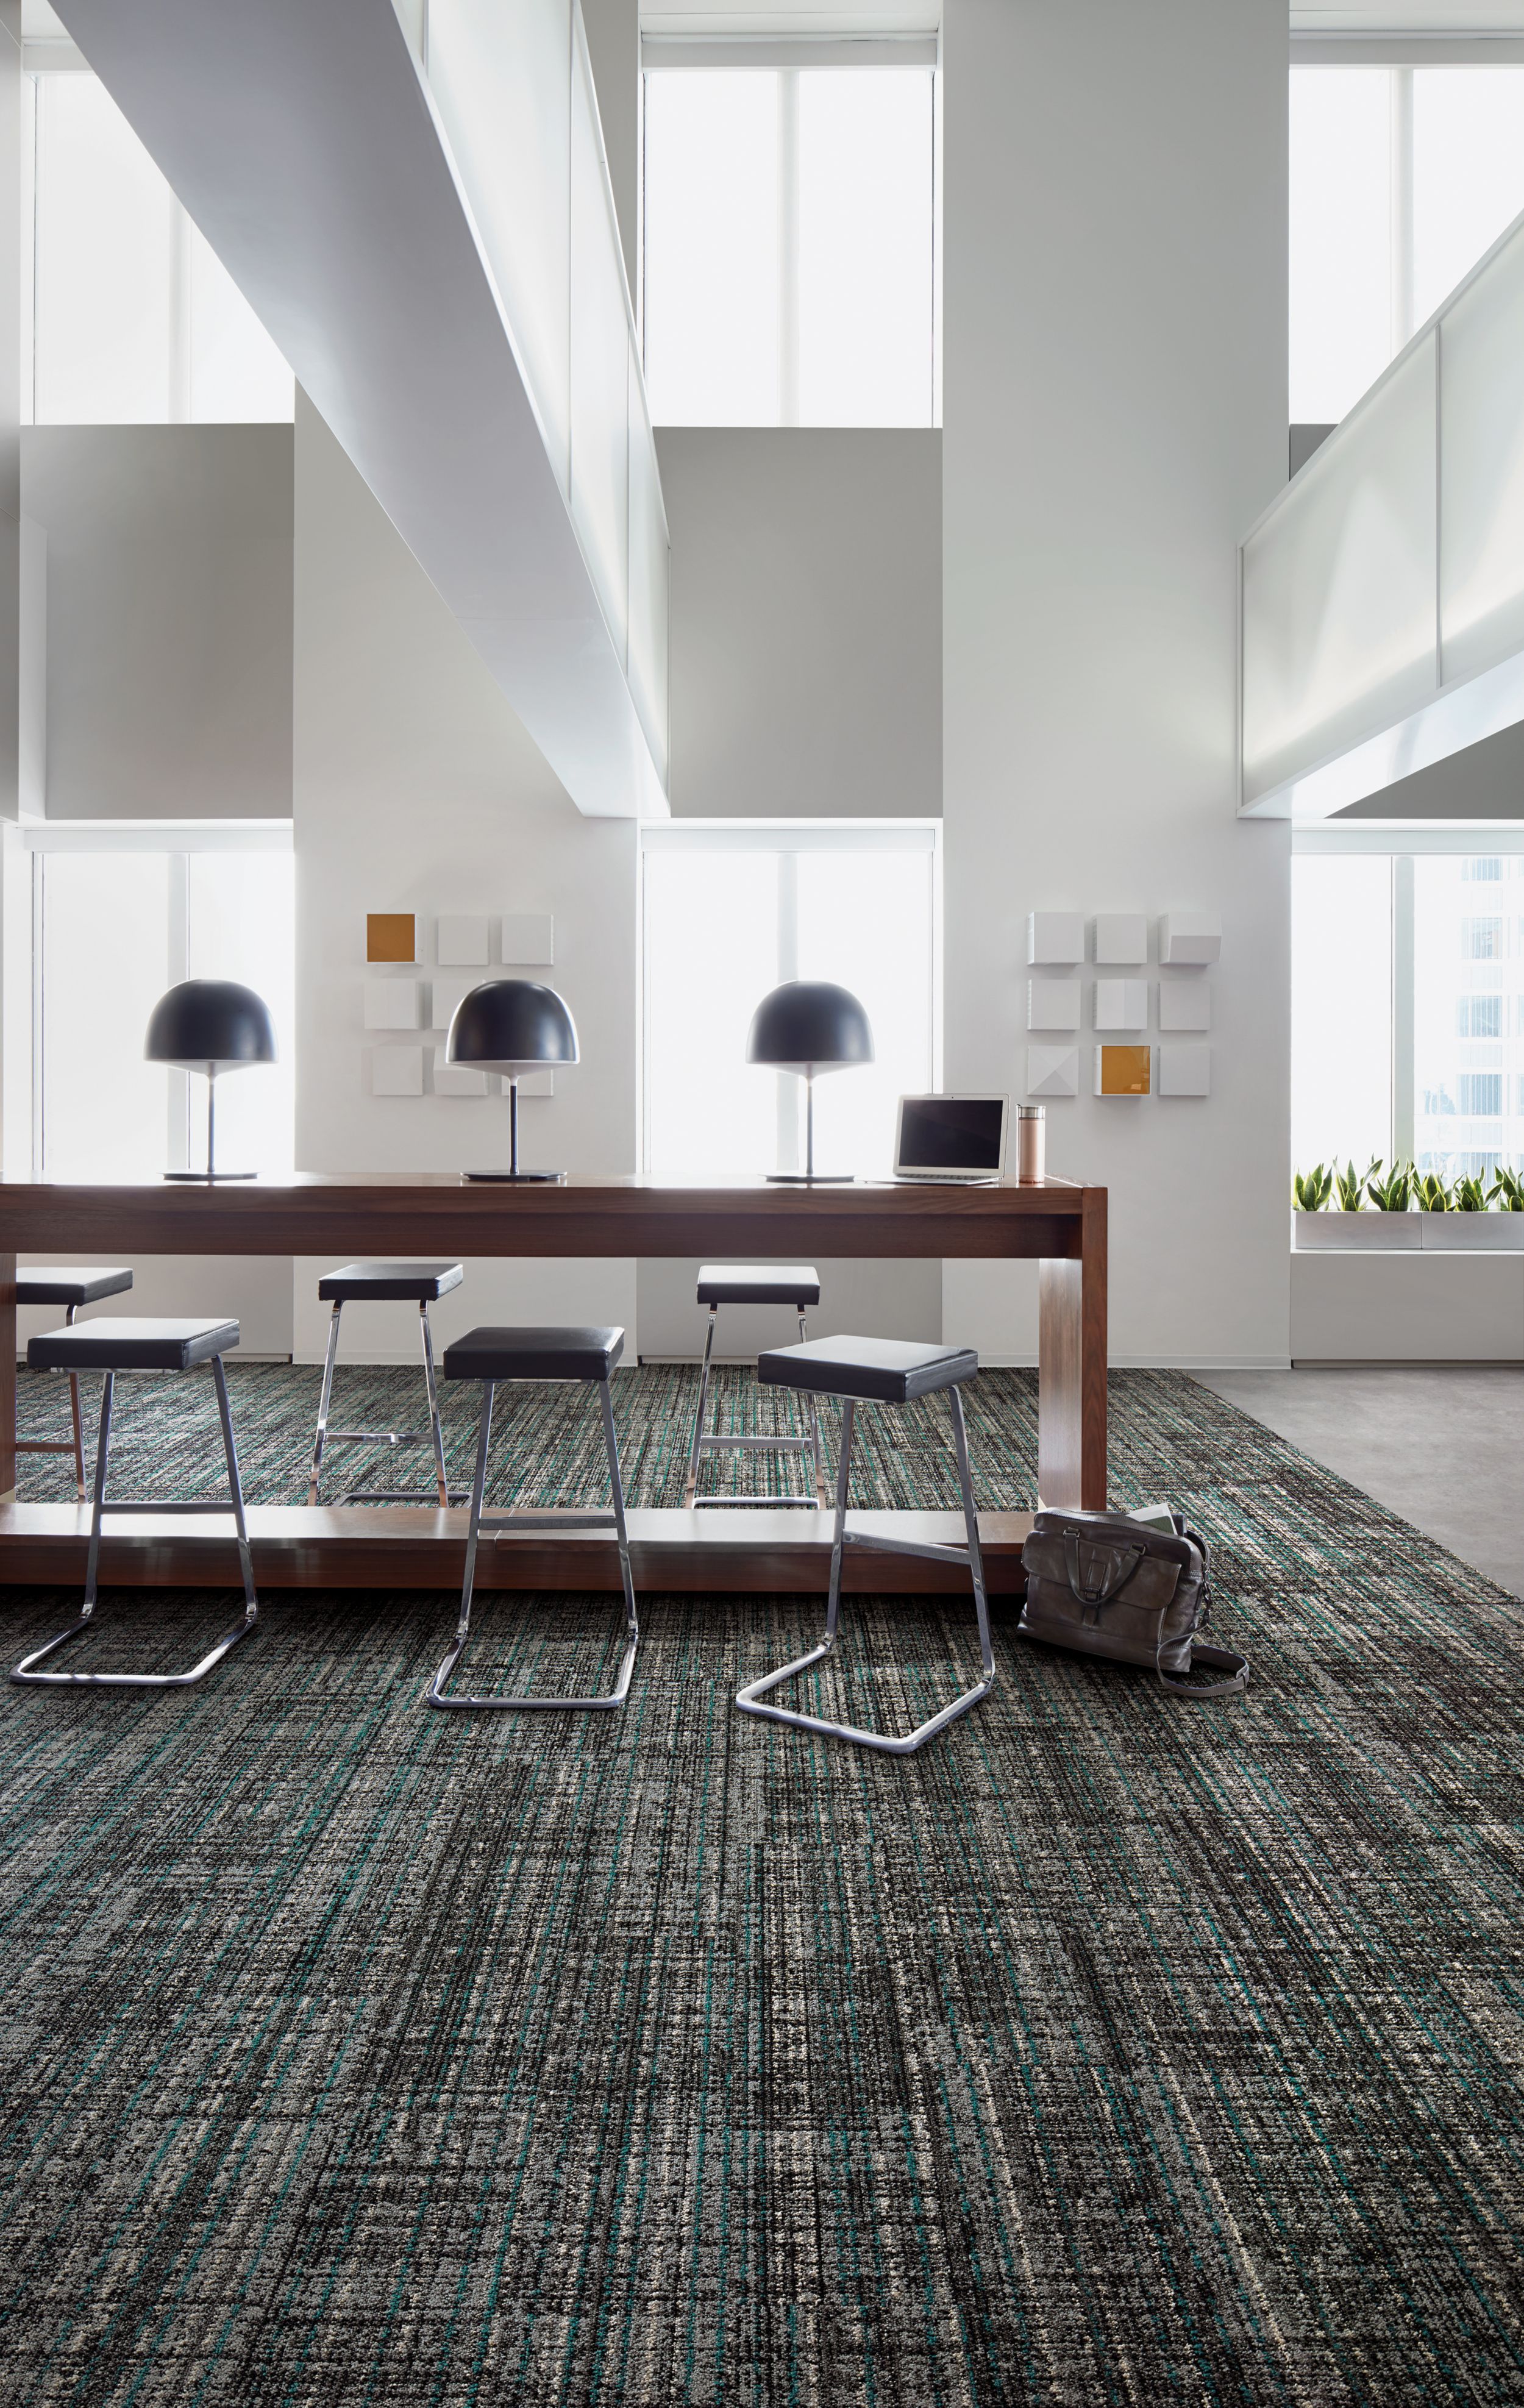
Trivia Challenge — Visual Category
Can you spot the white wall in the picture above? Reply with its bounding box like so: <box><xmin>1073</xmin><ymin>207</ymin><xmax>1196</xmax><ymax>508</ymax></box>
<box><xmin>292</xmin><ymin>387</ymin><xmax>638</xmax><ymax>1363</ymax></box>
<box><xmin>657</xmin><ymin>429</ymin><xmax>942</xmax><ymax>819</ymax></box>
<box><xmin>22</xmin><ymin>426</ymin><xmax>293</xmax><ymax>821</ymax></box>
<box><xmin>1292</xmin><ymin>1252</ymin><xmax>1524</xmax><ymax>1360</ymax></box>
<box><xmin>941</xmin><ymin>0</ymin><xmax>1292</xmax><ymax>1368</ymax></box>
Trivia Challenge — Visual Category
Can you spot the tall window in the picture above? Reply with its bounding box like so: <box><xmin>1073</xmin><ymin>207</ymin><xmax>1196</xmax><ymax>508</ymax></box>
<box><xmin>35</xmin><ymin>836</ymin><xmax>296</xmax><ymax>1181</ymax></box>
<box><xmin>641</xmin><ymin>52</ymin><xmax>938</xmax><ymax>427</ymax></box>
<box><xmin>1292</xmin><ymin>841</ymin><xmax>1524</xmax><ymax>1183</ymax></box>
<box><xmin>23</xmin><ymin>70</ymin><xmax>293</xmax><ymax>425</ymax></box>
<box><xmin>641</xmin><ymin>824</ymin><xmax>938</xmax><ymax>1179</ymax></box>
<box><xmin>1291</xmin><ymin>65</ymin><xmax>1524</xmax><ymax>424</ymax></box>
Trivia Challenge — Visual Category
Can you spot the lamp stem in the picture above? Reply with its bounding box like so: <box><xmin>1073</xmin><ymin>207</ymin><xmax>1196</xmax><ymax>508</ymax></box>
<box><xmin>206</xmin><ymin>1068</ymin><xmax>216</xmax><ymax>1181</ymax></box>
<box><xmin>805</xmin><ymin>1072</ymin><xmax>814</xmax><ymax>1181</ymax></box>
<box><xmin>509</xmin><ymin>1077</ymin><xmax>519</xmax><ymax>1177</ymax></box>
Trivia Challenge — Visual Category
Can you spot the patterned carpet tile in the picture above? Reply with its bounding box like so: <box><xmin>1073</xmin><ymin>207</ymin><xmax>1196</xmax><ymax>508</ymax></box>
<box><xmin>0</xmin><ymin>1369</ymin><xmax>1521</xmax><ymax>2402</ymax></box>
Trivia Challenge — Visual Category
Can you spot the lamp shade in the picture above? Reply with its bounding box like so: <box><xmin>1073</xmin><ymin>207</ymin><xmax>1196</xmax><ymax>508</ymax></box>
<box><xmin>746</xmin><ymin>980</ymin><xmax>874</xmax><ymax>1074</ymax></box>
<box><xmin>144</xmin><ymin>978</ymin><xmax>277</xmax><ymax>1070</ymax></box>
<box><xmin>447</xmin><ymin>978</ymin><xmax>579</xmax><ymax>1073</ymax></box>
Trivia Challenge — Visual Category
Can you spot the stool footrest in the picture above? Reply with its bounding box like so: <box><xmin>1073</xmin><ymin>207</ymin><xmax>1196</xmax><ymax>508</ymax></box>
<box><xmin>84</xmin><ymin>1498</ymin><xmax>249</xmax><ymax>1517</ymax></box>
<box><xmin>699</xmin><ymin>1433</ymin><xmax>814</xmax><ymax>1453</ymax></box>
<box><xmin>327</xmin><ymin>1428</ymin><xmax>434</xmax><ymax>1445</ymax></box>
<box><xmin>841</xmin><ymin>1528</ymin><xmax>972</xmax><ymax>1567</ymax></box>
<box><xmin>12</xmin><ymin>1605</ymin><xmax>257</xmax><ymax>1690</ymax></box>
<box><xmin>483</xmin><ymin>1510</ymin><xmax>618</xmax><ymax>1534</ymax></box>
<box><xmin>696</xmin><ymin>1495</ymin><xmax>821</xmax><ymax>1509</ymax></box>
<box><xmin>340</xmin><ymin>1489</ymin><xmax>473</xmax><ymax>1508</ymax></box>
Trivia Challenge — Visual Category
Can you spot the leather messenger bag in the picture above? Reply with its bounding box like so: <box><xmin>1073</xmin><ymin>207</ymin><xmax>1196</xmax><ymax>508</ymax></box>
<box><xmin>1019</xmin><ymin>1511</ymin><xmax>1248</xmax><ymax>1700</ymax></box>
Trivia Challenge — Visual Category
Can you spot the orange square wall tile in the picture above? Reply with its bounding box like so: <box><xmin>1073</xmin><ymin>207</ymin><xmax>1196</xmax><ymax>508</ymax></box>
<box><xmin>366</xmin><ymin>913</ymin><xmax>417</xmax><ymax>964</ymax></box>
<box><xmin>1095</xmin><ymin>1045</ymin><xmax>1151</xmax><ymax>1097</ymax></box>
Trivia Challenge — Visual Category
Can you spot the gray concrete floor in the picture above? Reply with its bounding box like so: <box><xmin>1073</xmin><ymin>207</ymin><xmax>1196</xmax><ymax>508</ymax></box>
<box><xmin>1194</xmin><ymin>1367</ymin><xmax>1524</xmax><ymax>1599</ymax></box>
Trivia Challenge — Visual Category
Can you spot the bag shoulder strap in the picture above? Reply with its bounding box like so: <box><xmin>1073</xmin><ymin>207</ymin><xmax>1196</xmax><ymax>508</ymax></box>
<box><xmin>1156</xmin><ymin>1638</ymin><xmax>1249</xmax><ymax>1701</ymax></box>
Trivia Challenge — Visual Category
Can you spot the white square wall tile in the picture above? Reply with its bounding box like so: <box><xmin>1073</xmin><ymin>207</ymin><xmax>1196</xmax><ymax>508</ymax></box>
<box><xmin>1159</xmin><ymin>911</ymin><xmax>1222</xmax><ymax>965</ymax></box>
<box><xmin>516</xmin><ymin>1069</ymin><xmax>555</xmax><ymax>1097</ymax></box>
<box><xmin>1027</xmin><ymin>979</ymin><xmax>1081</xmax><ymax>1031</ymax></box>
<box><xmin>432</xmin><ymin>1052</ymin><xmax>488</xmax><ymax>1097</ymax></box>
<box><xmin>1027</xmin><ymin>911</ymin><xmax>1084</xmax><ymax>966</ymax></box>
<box><xmin>436</xmin><ymin>915</ymin><xmax>489</xmax><ymax>966</ymax></box>
<box><xmin>500</xmin><ymin>914</ymin><xmax>554</xmax><ymax>966</ymax></box>
<box><xmin>371</xmin><ymin>1046</ymin><xmax>424</xmax><ymax>1096</ymax></box>
<box><xmin>1025</xmin><ymin>1045</ymin><xmax>1078</xmax><ymax>1098</ymax></box>
<box><xmin>1158</xmin><ymin>981</ymin><xmax>1211</xmax><ymax>1031</ymax></box>
<box><xmin>1094</xmin><ymin>913</ymin><xmax>1147</xmax><ymax>964</ymax></box>
<box><xmin>1158</xmin><ymin>1045</ymin><xmax>1211</xmax><ymax>1097</ymax></box>
<box><xmin>1094</xmin><ymin>979</ymin><xmax>1148</xmax><ymax>1030</ymax></box>
<box><xmin>363</xmin><ymin>978</ymin><xmax>420</xmax><ymax>1030</ymax></box>
<box><xmin>429</xmin><ymin>974</ymin><xmax>475</xmax><ymax>1032</ymax></box>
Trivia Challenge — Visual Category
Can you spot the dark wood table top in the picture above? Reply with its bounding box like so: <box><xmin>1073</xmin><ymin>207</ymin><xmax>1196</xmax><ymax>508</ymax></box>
<box><xmin>0</xmin><ymin>1174</ymin><xmax>1099</xmax><ymax>1259</ymax></box>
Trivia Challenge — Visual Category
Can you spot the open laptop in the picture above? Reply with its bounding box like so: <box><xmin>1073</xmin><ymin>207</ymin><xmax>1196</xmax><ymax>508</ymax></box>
<box><xmin>892</xmin><ymin>1094</ymin><xmax>1009</xmax><ymax>1184</ymax></box>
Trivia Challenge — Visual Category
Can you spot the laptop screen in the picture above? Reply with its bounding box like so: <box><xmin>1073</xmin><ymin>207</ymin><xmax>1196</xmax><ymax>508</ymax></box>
<box><xmin>896</xmin><ymin>1095</ymin><xmax>1007</xmax><ymax>1175</ymax></box>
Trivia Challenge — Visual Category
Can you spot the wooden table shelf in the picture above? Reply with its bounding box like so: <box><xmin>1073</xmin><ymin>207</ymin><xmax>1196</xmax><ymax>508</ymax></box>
<box><xmin>0</xmin><ymin>1174</ymin><xmax>1105</xmax><ymax>1589</ymax></box>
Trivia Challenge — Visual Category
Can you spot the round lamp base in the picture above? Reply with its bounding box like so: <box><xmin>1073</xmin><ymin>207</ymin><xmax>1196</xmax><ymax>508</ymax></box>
<box><xmin>764</xmin><ymin>1172</ymin><xmax>855</xmax><ymax>1184</ymax></box>
<box><xmin>463</xmin><ymin>1169</ymin><xmax>567</xmax><ymax>1183</ymax></box>
<box><xmin>163</xmin><ymin>1169</ymin><xmax>257</xmax><ymax>1182</ymax></box>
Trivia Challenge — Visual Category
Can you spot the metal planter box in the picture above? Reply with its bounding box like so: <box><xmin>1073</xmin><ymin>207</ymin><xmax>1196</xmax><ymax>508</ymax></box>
<box><xmin>1293</xmin><ymin>1211</ymin><xmax>1421</xmax><ymax>1250</ymax></box>
<box><xmin>1419</xmin><ymin>1213</ymin><xmax>1524</xmax><ymax>1250</ymax></box>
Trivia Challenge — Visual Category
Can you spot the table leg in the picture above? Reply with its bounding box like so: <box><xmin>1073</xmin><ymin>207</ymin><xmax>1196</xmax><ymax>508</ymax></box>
<box><xmin>0</xmin><ymin>1252</ymin><xmax>15</xmax><ymax>1503</ymax></box>
<box><xmin>1036</xmin><ymin>1189</ymin><xmax>1107</xmax><ymax>1509</ymax></box>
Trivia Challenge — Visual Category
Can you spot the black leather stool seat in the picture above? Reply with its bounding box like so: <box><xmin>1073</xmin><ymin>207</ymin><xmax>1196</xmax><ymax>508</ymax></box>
<box><xmin>318</xmin><ymin>1261</ymin><xmax>464</xmax><ymax>1303</ymax></box>
<box><xmin>758</xmin><ymin>1334</ymin><xmax>978</xmax><ymax>1405</ymax></box>
<box><xmin>696</xmin><ymin>1264</ymin><xmax>821</xmax><ymax>1308</ymax></box>
<box><xmin>443</xmin><ymin>1326</ymin><xmax>625</xmax><ymax>1383</ymax></box>
<box><xmin>16</xmin><ymin>1267</ymin><xmax>134</xmax><ymax>1309</ymax></box>
<box><xmin>29</xmin><ymin>1317</ymin><xmax>239</xmax><ymax>1374</ymax></box>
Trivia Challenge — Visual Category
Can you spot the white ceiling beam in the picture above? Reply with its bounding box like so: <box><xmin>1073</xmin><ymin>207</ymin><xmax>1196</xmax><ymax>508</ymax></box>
<box><xmin>50</xmin><ymin>0</ymin><xmax>669</xmax><ymax>819</ymax></box>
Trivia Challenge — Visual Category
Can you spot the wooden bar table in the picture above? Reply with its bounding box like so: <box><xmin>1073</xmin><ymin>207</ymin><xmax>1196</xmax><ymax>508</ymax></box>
<box><xmin>0</xmin><ymin>1174</ymin><xmax>1106</xmax><ymax>1594</ymax></box>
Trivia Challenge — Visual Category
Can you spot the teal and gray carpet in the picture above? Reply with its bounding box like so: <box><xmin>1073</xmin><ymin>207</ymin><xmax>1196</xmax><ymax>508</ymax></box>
<box><xmin>2</xmin><ymin>1364</ymin><xmax>1523</xmax><ymax>2404</ymax></box>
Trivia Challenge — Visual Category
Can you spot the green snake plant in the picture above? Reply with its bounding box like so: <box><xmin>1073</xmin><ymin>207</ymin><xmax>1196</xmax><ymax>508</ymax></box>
<box><xmin>1414</xmin><ymin>1170</ymin><xmax>1451</xmax><ymax>1213</ymax></box>
<box><xmin>1366</xmin><ymin>1159</ymin><xmax>1415</xmax><ymax>1213</ymax></box>
<box><xmin>1489</xmin><ymin>1166</ymin><xmax>1524</xmax><ymax>1212</ymax></box>
<box><xmin>1292</xmin><ymin>1163</ymin><xmax>1334</xmax><ymax>1213</ymax></box>
<box><xmin>1335</xmin><ymin>1156</ymin><xmax>1377</xmax><ymax>1211</ymax></box>
<box><xmin>1451</xmin><ymin>1173</ymin><xmax>1489</xmax><ymax>1213</ymax></box>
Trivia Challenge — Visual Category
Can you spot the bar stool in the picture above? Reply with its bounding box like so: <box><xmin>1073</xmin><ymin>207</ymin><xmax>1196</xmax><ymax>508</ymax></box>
<box><xmin>735</xmin><ymin>1335</ymin><xmax>995</xmax><ymax>1756</ymax></box>
<box><xmin>307</xmin><ymin>1261</ymin><xmax>466</xmax><ymax>1506</ymax></box>
<box><xmin>429</xmin><ymin>1325</ymin><xmax>638</xmax><ymax>1712</ymax></box>
<box><xmin>685</xmin><ymin>1265</ymin><xmax>828</xmax><ymax>1507</ymax></box>
<box><xmin>11</xmin><ymin>1317</ymin><xmax>258</xmax><ymax>1690</ymax></box>
<box><xmin>14</xmin><ymin>1267</ymin><xmax>133</xmax><ymax>1500</ymax></box>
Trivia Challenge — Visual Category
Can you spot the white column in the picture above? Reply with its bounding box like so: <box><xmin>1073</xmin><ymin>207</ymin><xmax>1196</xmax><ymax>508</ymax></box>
<box><xmin>941</xmin><ymin>0</ymin><xmax>1292</xmax><ymax>1368</ymax></box>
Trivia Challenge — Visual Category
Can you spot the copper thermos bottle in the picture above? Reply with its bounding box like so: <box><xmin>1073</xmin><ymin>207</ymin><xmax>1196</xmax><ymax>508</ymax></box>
<box><xmin>1016</xmin><ymin>1104</ymin><xmax>1045</xmax><ymax>1183</ymax></box>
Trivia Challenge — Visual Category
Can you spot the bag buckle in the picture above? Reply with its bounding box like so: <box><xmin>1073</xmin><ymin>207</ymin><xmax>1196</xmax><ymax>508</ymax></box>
<box><xmin>1063</xmin><ymin>1533</ymin><xmax>1146</xmax><ymax>1616</ymax></box>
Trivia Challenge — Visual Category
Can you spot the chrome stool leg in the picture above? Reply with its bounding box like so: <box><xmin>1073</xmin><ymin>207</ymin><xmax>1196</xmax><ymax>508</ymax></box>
<box><xmin>683</xmin><ymin>1306</ymin><xmax>719</xmax><ymax>1504</ymax></box>
<box><xmin>429</xmin><ymin>1378</ymin><xmax>639</xmax><ymax>1712</ymax></box>
<box><xmin>12</xmin><ymin>1358</ymin><xmax>260</xmax><ymax>1689</ymax></box>
<box><xmin>735</xmin><ymin>1386</ymin><xmax>996</xmax><ymax>1755</ymax></box>
<box><xmin>687</xmin><ymin>1302</ymin><xmax>830</xmax><ymax>1509</ymax></box>
<box><xmin>15</xmin><ymin>1300</ymin><xmax>89</xmax><ymax>1500</ymax></box>
<box><xmin>308</xmin><ymin>1297</ymin><xmax>466</xmax><ymax>1506</ymax></box>
<box><xmin>306</xmin><ymin>1300</ymin><xmax>343</xmax><ymax>1504</ymax></box>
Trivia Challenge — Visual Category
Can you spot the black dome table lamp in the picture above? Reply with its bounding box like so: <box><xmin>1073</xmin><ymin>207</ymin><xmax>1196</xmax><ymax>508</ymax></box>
<box><xmin>746</xmin><ymin>978</ymin><xmax>874</xmax><ymax>1183</ymax></box>
<box><xmin>145</xmin><ymin>978</ymin><xmax>277</xmax><ymax>1182</ymax></box>
<box><xmin>447</xmin><ymin>978</ymin><xmax>579</xmax><ymax>1182</ymax></box>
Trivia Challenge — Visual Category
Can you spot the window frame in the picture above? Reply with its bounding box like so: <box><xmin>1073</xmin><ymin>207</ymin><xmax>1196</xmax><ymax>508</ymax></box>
<box><xmin>1294</xmin><ymin>818</ymin><xmax>1524</xmax><ymax>1171</ymax></box>
<box><xmin>1290</xmin><ymin>45</ymin><xmax>1524</xmax><ymax>425</ymax></box>
<box><xmin>638</xmin><ymin>36</ymin><xmax>942</xmax><ymax>431</ymax></box>
<box><xmin>638</xmin><ymin>816</ymin><xmax>942</xmax><ymax>1178</ymax></box>
<box><xmin>21</xmin><ymin>819</ymin><xmax>293</xmax><ymax>1181</ymax></box>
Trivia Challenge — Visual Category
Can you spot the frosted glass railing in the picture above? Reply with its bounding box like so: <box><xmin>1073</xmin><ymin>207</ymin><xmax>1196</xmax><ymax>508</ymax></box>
<box><xmin>424</xmin><ymin>0</ymin><xmax>668</xmax><ymax>780</ymax></box>
<box><xmin>1242</xmin><ymin>208</ymin><xmax>1524</xmax><ymax>816</ymax></box>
